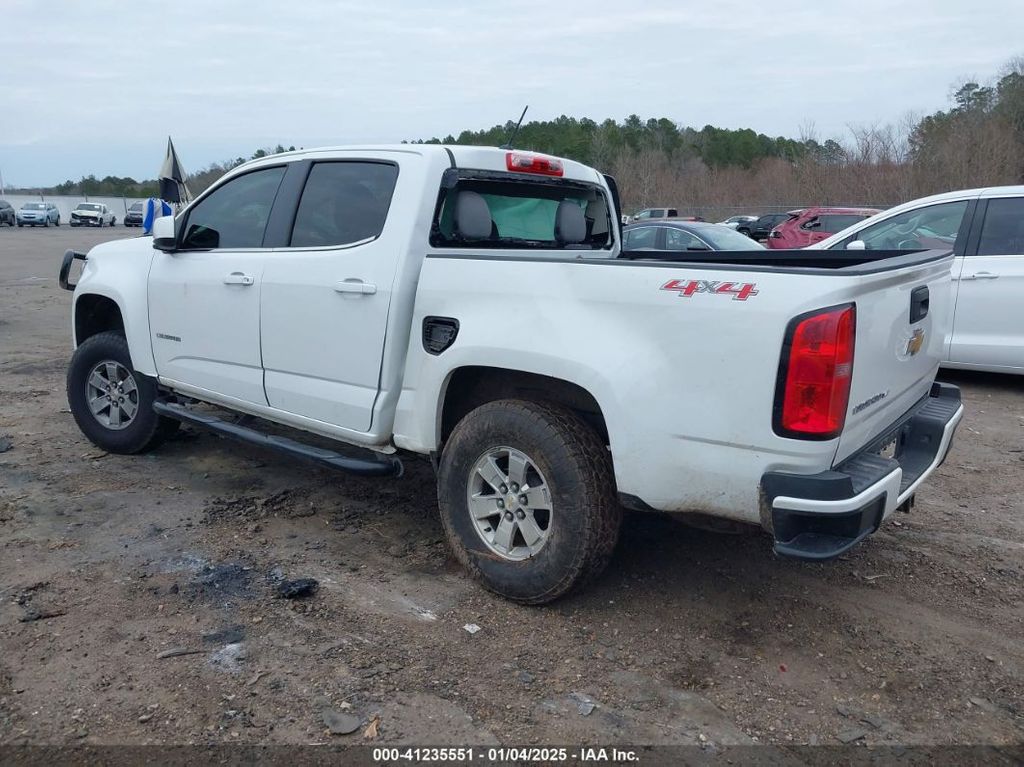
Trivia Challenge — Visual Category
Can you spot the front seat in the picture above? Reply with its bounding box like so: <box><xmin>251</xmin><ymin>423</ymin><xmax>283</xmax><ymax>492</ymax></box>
<box><xmin>453</xmin><ymin>191</ymin><xmax>493</xmax><ymax>240</ymax></box>
<box><xmin>554</xmin><ymin>200</ymin><xmax>587</xmax><ymax>245</ymax></box>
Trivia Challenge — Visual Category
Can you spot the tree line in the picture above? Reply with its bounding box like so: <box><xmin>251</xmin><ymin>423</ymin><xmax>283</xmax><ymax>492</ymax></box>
<box><xmin>9</xmin><ymin>145</ymin><xmax>297</xmax><ymax>198</ymax></box>
<box><xmin>414</xmin><ymin>56</ymin><xmax>1024</xmax><ymax>217</ymax></box>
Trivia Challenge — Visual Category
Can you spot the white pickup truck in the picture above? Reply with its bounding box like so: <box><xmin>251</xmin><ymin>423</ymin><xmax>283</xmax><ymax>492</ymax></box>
<box><xmin>59</xmin><ymin>145</ymin><xmax>964</xmax><ymax>603</ymax></box>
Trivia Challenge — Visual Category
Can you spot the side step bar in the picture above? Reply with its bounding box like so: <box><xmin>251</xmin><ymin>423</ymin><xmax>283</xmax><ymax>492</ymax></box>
<box><xmin>153</xmin><ymin>401</ymin><xmax>403</xmax><ymax>477</ymax></box>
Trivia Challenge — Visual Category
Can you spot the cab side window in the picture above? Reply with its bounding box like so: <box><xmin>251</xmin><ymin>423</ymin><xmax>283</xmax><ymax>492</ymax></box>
<box><xmin>624</xmin><ymin>226</ymin><xmax>658</xmax><ymax>249</ymax></box>
<box><xmin>290</xmin><ymin>162</ymin><xmax>399</xmax><ymax>248</ymax></box>
<box><xmin>818</xmin><ymin>214</ymin><xmax>869</xmax><ymax>233</ymax></box>
<box><xmin>664</xmin><ymin>228</ymin><xmax>706</xmax><ymax>250</ymax></box>
<box><xmin>181</xmin><ymin>166</ymin><xmax>287</xmax><ymax>250</ymax></box>
<box><xmin>976</xmin><ymin>198</ymin><xmax>1024</xmax><ymax>256</ymax></box>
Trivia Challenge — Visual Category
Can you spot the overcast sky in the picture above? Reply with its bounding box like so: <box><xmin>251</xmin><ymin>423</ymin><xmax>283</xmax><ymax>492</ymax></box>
<box><xmin>1</xmin><ymin>0</ymin><xmax>1021</xmax><ymax>187</ymax></box>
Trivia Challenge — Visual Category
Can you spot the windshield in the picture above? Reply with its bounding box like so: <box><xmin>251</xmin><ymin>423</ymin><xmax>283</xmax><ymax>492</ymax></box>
<box><xmin>432</xmin><ymin>176</ymin><xmax>613</xmax><ymax>250</ymax></box>
<box><xmin>129</xmin><ymin>202</ymin><xmax>143</xmax><ymax>211</ymax></box>
<box><xmin>23</xmin><ymin>203</ymin><xmax>46</xmax><ymax>210</ymax></box>
<box><xmin>76</xmin><ymin>203</ymin><xmax>101</xmax><ymax>211</ymax></box>
<box><xmin>696</xmin><ymin>225</ymin><xmax>766</xmax><ymax>250</ymax></box>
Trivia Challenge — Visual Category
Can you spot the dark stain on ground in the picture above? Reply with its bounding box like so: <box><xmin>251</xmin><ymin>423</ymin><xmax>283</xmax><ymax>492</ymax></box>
<box><xmin>184</xmin><ymin>563</ymin><xmax>254</xmax><ymax>603</ymax></box>
<box><xmin>202</xmin><ymin>624</ymin><xmax>246</xmax><ymax>644</ymax></box>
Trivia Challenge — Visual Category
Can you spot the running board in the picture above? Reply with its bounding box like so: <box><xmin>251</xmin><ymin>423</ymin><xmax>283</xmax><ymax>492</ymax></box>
<box><xmin>153</xmin><ymin>401</ymin><xmax>403</xmax><ymax>477</ymax></box>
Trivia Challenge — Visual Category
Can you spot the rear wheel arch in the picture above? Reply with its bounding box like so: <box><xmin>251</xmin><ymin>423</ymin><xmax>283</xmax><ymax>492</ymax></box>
<box><xmin>438</xmin><ymin>366</ymin><xmax>610</xmax><ymax>449</ymax></box>
<box><xmin>75</xmin><ymin>294</ymin><xmax>125</xmax><ymax>346</ymax></box>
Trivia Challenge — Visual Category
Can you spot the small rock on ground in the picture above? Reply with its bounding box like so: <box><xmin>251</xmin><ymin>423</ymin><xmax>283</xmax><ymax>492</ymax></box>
<box><xmin>322</xmin><ymin>709</ymin><xmax>362</xmax><ymax>735</ymax></box>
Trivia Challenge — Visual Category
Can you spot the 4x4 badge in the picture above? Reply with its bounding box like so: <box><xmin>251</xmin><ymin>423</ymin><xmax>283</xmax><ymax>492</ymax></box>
<box><xmin>661</xmin><ymin>279</ymin><xmax>759</xmax><ymax>301</ymax></box>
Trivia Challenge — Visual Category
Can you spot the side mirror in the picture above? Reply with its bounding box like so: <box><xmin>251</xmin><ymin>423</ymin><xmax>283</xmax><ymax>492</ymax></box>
<box><xmin>846</xmin><ymin>240</ymin><xmax>866</xmax><ymax>251</ymax></box>
<box><xmin>152</xmin><ymin>215</ymin><xmax>177</xmax><ymax>252</ymax></box>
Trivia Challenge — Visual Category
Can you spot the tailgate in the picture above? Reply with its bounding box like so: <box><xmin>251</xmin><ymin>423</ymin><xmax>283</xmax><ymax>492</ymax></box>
<box><xmin>833</xmin><ymin>251</ymin><xmax>955</xmax><ymax>464</ymax></box>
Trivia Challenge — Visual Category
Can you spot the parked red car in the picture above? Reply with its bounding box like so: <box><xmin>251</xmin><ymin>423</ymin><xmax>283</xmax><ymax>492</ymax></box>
<box><xmin>766</xmin><ymin>207</ymin><xmax>881</xmax><ymax>249</ymax></box>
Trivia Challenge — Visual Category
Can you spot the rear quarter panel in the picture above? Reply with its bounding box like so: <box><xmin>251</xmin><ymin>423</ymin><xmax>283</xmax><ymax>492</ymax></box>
<box><xmin>395</xmin><ymin>254</ymin><xmax>889</xmax><ymax>523</ymax></box>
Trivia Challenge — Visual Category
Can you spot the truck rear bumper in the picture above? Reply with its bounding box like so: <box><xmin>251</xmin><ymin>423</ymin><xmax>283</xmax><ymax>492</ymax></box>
<box><xmin>761</xmin><ymin>382</ymin><xmax>963</xmax><ymax>561</ymax></box>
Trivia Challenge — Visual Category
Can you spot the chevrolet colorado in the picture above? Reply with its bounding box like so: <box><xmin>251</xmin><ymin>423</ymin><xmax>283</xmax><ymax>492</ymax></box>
<box><xmin>59</xmin><ymin>145</ymin><xmax>964</xmax><ymax>603</ymax></box>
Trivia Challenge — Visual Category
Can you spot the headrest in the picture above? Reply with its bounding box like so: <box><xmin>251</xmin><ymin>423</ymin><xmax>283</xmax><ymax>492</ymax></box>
<box><xmin>453</xmin><ymin>191</ymin><xmax>493</xmax><ymax>240</ymax></box>
<box><xmin>555</xmin><ymin>200</ymin><xmax>587</xmax><ymax>244</ymax></box>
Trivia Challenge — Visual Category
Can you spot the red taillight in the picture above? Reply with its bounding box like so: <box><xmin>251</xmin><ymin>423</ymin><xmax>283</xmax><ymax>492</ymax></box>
<box><xmin>506</xmin><ymin>151</ymin><xmax>563</xmax><ymax>176</ymax></box>
<box><xmin>775</xmin><ymin>304</ymin><xmax>856</xmax><ymax>439</ymax></box>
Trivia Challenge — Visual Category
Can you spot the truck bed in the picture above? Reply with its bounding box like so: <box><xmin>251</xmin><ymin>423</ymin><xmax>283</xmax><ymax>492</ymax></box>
<box><xmin>617</xmin><ymin>247</ymin><xmax>950</xmax><ymax>273</ymax></box>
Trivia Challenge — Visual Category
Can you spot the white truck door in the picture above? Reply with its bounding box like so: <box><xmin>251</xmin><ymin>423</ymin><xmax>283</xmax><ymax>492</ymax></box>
<box><xmin>148</xmin><ymin>165</ymin><xmax>288</xmax><ymax>405</ymax></box>
<box><xmin>949</xmin><ymin>197</ymin><xmax>1024</xmax><ymax>371</ymax></box>
<box><xmin>260</xmin><ymin>159</ymin><xmax>402</xmax><ymax>432</ymax></box>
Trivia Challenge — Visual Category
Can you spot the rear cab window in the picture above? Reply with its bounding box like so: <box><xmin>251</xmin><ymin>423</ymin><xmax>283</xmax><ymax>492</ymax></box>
<box><xmin>430</xmin><ymin>171</ymin><xmax>614</xmax><ymax>253</ymax></box>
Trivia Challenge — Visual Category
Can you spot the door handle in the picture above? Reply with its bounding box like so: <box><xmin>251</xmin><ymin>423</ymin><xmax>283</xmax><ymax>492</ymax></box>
<box><xmin>962</xmin><ymin>271</ymin><xmax>999</xmax><ymax>281</ymax></box>
<box><xmin>334</xmin><ymin>279</ymin><xmax>377</xmax><ymax>295</ymax></box>
<box><xmin>223</xmin><ymin>272</ymin><xmax>254</xmax><ymax>286</ymax></box>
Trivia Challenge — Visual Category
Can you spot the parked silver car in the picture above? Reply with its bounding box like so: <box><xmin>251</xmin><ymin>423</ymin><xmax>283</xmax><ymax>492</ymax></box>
<box><xmin>623</xmin><ymin>220</ymin><xmax>766</xmax><ymax>251</ymax></box>
<box><xmin>17</xmin><ymin>201</ymin><xmax>60</xmax><ymax>227</ymax></box>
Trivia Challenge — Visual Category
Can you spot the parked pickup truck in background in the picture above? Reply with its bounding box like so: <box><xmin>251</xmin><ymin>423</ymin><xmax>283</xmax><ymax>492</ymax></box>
<box><xmin>59</xmin><ymin>145</ymin><xmax>964</xmax><ymax>603</ymax></box>
<box><xmin>811</xmin><ymin>185</ymin><xmax>1024</xmax><ymax>374</ymax></box>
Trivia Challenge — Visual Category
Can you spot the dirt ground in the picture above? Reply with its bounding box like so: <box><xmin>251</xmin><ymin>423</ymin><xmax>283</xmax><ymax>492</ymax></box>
<box><xmin>0</xmin><ymin>226</ymin><xmax>1021</xmax><ymax>751</ymax></box>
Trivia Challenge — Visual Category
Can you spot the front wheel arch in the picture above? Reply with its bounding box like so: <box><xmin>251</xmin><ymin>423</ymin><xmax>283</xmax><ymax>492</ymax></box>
<box><xmin>75</xmin><ymin>293</ymin><xmax>125</xmax><ymax>346</ymax></box>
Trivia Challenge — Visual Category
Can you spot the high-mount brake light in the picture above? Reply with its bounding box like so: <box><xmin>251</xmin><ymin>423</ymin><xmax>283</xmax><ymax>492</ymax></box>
<box><xmin>774</xmin><ymin>304</ymin><xmax>856</xmax><ymax>440</ymax></box>
<box><xmin>506</xmin><ymin>152</ymin><xmax>564</xmax><ymax>177</ymax></box>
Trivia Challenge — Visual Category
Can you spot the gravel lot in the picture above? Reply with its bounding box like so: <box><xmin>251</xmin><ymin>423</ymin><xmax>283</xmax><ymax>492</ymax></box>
<box><xmin>0</xmin><ymin>226</ymin><xmax>1022</xmax><ymax>750</ymax></box>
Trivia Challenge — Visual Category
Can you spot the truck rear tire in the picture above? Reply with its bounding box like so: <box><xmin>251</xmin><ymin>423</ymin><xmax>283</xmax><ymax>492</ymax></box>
<box><xmin>66</xmin><ymin>331</ymin><xmax>176</xmax><ymax>454</ymax></box>
<box><xmin>437</xmin><ymin>399</ymin><xmax>621</xmax><ymax>604</ymax></box>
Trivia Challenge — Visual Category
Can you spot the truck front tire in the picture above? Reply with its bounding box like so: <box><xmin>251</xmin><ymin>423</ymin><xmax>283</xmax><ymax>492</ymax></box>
<box><xmin>66</xmin><ymin>331</ymin><xmax>176</xmax><ymax>454</ymax></box>
<box><xmin>437</xmin><ymin>399</ymin><xmax>621</xmax><ymax>604</ymax></box>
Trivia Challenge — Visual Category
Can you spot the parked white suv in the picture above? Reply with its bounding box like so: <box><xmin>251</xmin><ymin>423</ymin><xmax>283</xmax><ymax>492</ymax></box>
<box><xmin>70</xmin><ymin>203</ymin><xmax>116</xmax><ymax>227</ymax></box>
<box><xmin>812</xmin><ymin>186</ymin><xmax>1024</xmax><ymax>374</ymax></box>
<box><xmin>59</xmin><ymin>145</ymin><xmax>963</xmax><ymax>602</ymax></box>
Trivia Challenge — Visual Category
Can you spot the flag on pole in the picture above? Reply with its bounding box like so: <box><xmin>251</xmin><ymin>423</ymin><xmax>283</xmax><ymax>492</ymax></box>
<box><xmin>159</xmin><ymin>137</ymin><xmax>191</xmax><ymax>204</ymax></box>
<box><xmin>143</xmin><ymin>198</ymin><xmax>173</xmax><ymax>235</ymax></box>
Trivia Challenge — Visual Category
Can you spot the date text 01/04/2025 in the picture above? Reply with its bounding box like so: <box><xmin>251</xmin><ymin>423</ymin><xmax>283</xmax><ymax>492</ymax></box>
<box><xmin>371</xmin><ymin>746</ymin><xmax>640</xmax><ymax>762</ymax></box>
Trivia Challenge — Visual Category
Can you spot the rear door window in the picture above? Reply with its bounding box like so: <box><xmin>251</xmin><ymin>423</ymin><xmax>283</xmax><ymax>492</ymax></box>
<box><xmin>290</xmin><ymin>161</ymin><xmax>399</xmax><ymax>248</ymax></box>
<box><xmin>975</xmin><ymin>198</ymin><xmax>1024</xmax><ymax>255</ymax></box>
